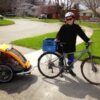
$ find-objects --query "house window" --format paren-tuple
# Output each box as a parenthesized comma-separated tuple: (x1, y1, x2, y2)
(83, 13, 86, 16)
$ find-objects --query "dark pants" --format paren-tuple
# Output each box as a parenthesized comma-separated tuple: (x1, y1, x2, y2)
(67, 54, 74, 66)
(57, 44, 74, 67)
(59, 53, 74, 67)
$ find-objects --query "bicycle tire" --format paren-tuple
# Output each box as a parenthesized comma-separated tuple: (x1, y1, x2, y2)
(81, 56, 100, 85)
(38, 52, 63, 78)
(0, 64, 14, 83)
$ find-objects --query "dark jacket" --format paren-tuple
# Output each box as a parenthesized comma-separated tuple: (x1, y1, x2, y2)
(56, 23, 90, 53)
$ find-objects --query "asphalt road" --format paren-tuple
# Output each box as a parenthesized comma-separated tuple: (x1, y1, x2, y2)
(0, 19, 60, 43)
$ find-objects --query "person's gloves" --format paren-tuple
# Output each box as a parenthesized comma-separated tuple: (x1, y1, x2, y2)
(86, 40, 92, 48)
(88, 40, 92, 45)
(54, 39, 60, 42)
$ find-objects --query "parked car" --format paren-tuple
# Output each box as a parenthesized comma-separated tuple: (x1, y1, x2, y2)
(38, 14, 47, 19)
(5, 12, 16, 17)
(0, 44, 32, 83)
(0, 15, 4, 20)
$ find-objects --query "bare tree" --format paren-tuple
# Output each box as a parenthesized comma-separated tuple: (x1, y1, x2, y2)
(54, 0, 75, 19)
(65, 0, 75, 10)
(81, 0, 100, 17)
(0, 0, 12, 13)
(0, 0, 41, 15)
(0, 0, 26, 14)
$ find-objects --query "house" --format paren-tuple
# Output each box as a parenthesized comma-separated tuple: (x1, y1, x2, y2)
(38, 5, 79, 19)
(79, 8, 100, 21)
(0, 0, 43, 16)
(38, 5, 59, 19)
(16, 3, 39, 16)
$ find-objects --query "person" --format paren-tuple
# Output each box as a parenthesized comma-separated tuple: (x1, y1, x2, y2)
(56, 12, 90, 77)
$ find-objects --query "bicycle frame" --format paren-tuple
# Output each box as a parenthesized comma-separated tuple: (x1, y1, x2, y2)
(59, 46, 92, 68)
(38, 41, 100, 84)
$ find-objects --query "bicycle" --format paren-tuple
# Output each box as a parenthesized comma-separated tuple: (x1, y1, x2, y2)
(38, 39, 100, 85)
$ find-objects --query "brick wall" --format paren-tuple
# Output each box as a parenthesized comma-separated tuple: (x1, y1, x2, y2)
(80, 16, 91, 20)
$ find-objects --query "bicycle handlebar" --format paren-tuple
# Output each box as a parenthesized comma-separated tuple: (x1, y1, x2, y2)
(55, 39, 93, 49)
(85, 41, 93, 49)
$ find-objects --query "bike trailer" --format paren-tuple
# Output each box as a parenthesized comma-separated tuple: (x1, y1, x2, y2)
(0, 44, 32, 83)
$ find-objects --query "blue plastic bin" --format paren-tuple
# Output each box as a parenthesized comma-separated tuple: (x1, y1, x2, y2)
(42, 38, 57, 52)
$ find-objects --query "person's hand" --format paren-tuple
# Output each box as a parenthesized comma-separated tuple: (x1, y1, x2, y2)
(86, 40, 92, 48)
(87, 40, 92, 45)
(54, 39, 60, 42)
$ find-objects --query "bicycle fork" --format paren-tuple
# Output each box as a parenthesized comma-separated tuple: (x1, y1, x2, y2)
(88, 52, 97, 72)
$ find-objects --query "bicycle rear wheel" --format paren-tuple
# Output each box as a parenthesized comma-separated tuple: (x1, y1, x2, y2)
(81, 56, 100, 85)
(38, 52, 63, 78)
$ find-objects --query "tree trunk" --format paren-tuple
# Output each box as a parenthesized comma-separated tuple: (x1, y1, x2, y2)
(92, 8, 100, 18)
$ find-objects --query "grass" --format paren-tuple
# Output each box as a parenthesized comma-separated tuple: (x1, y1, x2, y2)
(6, 17, 60, 23)
(7, 17, 61, 23)
(80, 23, 100, 28)
(76, 21, 100, 29)
(76, 30, 100, 60)
(6, 16, 35, 19)
(0, 19, 14, 26)
(32, 18, 61, 23)
(11, 32, 57, 49)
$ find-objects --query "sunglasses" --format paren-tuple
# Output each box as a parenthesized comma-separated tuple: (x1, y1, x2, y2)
(66, 18, 73, 21)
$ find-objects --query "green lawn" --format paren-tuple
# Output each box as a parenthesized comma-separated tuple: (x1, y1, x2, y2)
(32, 18, 60, 23)
(76, 21, 100, 29)
(76, 30, 100, 60)
(0, 19, 14, 26)
(80, 23, 100, 28)
(6, 16, 35, 19)
(11, 32, 57, 49)
(6, 17, 60, 23)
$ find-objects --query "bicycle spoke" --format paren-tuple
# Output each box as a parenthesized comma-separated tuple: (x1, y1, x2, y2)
(38, 52, 62, 78)
(81, 56, 100, 85)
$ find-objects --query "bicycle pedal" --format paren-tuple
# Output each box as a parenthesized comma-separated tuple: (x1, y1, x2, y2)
(66, 71, 69, 73)
(66, 67, 73, 73)
(60, 74, 63, 78)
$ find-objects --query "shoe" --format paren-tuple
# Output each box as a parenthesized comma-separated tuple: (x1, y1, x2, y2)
(69, 70, 76, 77)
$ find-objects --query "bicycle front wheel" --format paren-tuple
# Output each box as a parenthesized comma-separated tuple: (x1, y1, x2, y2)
(38, 52, 62, 78)
(81, 56, 100, 85)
